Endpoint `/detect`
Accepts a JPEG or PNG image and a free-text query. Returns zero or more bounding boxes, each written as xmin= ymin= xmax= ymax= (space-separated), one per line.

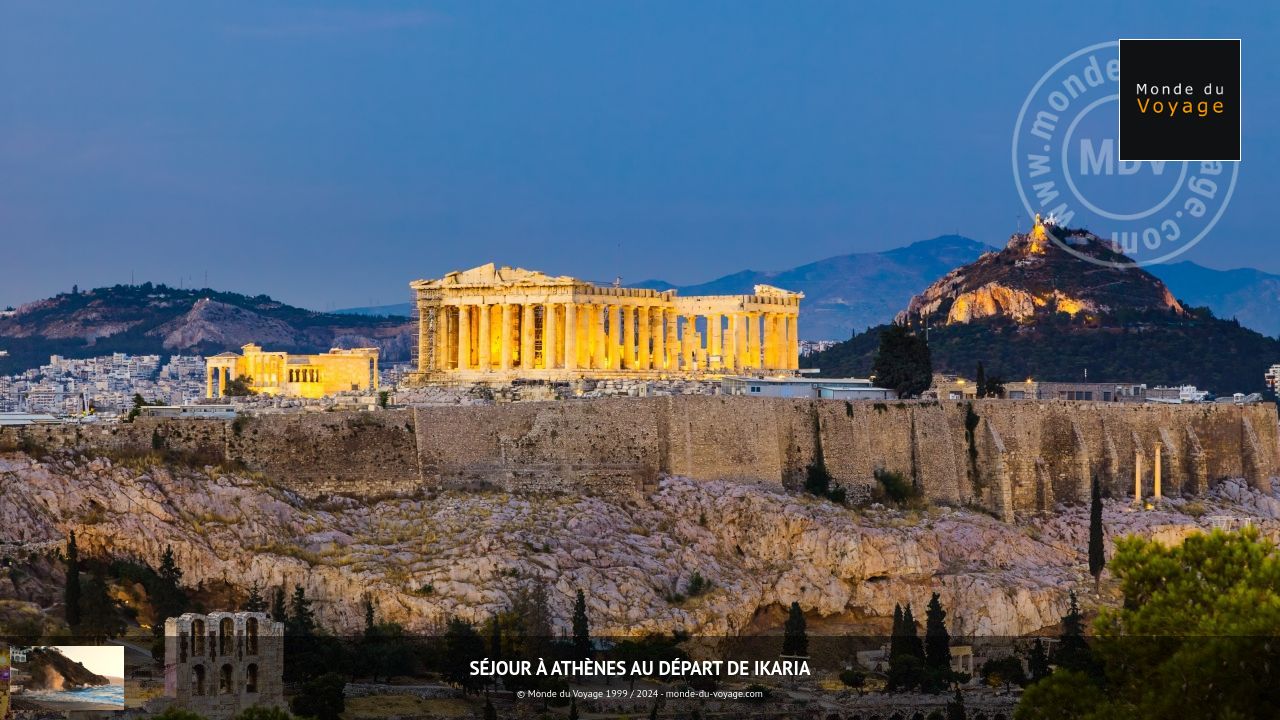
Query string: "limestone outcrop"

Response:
xmin=3 ymin=452 xmax=1277 ymax=640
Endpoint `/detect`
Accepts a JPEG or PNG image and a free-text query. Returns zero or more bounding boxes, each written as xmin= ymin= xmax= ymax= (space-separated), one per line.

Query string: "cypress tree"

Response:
xmin=902 ymin=603 xmax=924 ymax=660
xmin=923 ymin=593 xmax=952 ymax=692
xmin=572 ymin=589 xmax=592 ymax=660
xmin=782 ymin=601 xmax=808 ymax=657
xmin=568 ymin=697 xmax=579 ymax=720
xmin=889 ymin=603 xmax=904 ymax=659
xmin=975 ymin=362 xmax=987 ymax=398
xmin=1089 ymin=477 xmax=1105 ymax=591
xmin=65 ymin=530 xmax=81 ymax=629
xmin=483 ymin=697 xmax=497 ymax=720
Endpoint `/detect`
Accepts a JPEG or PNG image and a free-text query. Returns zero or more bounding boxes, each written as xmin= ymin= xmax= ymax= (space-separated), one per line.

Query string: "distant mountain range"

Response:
xmin=0 ymin=284 xmax=414 ymax=375
xmin=337 ymin=237 xmax=1280 ymax=341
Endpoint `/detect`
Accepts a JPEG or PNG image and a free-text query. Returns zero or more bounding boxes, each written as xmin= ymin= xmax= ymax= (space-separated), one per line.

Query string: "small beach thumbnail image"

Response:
xmin=10 ymin=646 xmax=124 ymax=712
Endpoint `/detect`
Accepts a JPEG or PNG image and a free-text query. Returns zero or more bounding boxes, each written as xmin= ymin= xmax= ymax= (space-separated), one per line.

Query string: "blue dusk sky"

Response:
xmin=2 ymin=1 xmax=1277 ymax=310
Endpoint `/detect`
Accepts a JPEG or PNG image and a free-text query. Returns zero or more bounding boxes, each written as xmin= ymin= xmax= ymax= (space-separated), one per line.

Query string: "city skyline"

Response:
xmin=3 ymin=1 xmax=1278 ymax=312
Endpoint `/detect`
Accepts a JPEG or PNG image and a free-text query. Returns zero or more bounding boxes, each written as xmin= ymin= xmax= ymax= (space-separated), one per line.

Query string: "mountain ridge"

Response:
xmin=336 ymin=237 xmax=1280 ymax=340
xmin=0 ymin=283 xmax=414 ymax=375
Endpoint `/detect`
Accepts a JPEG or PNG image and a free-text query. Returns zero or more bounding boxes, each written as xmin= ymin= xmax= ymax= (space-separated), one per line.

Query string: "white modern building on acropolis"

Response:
xmin=407 ymin=263 xmax=802 ymax=383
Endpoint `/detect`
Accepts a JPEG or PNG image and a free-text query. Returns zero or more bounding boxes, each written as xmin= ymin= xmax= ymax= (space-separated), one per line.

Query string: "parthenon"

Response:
xmin=407 ymin=263 xmax=802 ymax=383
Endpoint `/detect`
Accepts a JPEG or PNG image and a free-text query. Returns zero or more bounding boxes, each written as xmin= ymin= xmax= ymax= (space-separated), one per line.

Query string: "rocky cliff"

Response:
xmin=3 ymin=451 xmax=1278 ymax=640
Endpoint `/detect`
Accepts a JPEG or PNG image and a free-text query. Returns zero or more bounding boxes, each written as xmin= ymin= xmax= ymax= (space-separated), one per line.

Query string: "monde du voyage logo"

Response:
xmin=1012 ymin=40 xmax=1241 ymax=268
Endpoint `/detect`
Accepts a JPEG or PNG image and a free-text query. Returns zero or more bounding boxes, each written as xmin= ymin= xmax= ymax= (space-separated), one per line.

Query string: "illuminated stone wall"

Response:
xmin=5 ymin=398 xmax=1277 ymax=519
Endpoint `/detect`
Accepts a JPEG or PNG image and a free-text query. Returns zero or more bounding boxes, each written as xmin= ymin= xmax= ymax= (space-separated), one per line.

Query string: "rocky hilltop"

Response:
xmin=809 ymin=223 xmax=1280 ymax=393
xmin=897 ymin=221 xmax=1183 ymax=326
xmin=0 ymin=283 xmax=414 ymax=374
xmin=3 ymin=451 xmax=1278 ymax=640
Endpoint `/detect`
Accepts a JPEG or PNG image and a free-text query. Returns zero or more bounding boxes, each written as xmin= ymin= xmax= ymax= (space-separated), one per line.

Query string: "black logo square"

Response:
xmin=1119 ymin=39 xmax=1240 ymax=161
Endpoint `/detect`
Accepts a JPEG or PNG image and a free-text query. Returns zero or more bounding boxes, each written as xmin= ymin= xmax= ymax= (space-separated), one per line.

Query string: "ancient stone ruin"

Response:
xmin=162 ymin=611 xmax=284 ymax=719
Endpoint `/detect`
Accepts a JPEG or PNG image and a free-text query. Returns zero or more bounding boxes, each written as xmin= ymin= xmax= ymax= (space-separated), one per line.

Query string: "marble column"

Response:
xmin=746 ymin=312 xmax=760 ymax=369
xmin=622 ymin=306 xmax=636 ymax=369
xmin=436 ymin=308 xmax=451 ymax=371
xmin=564 ymin=303 xmax=578 ymax=370
xmin=637 ymin=306 xmax=650 ymax=370
xmin=666 ymin=310 xmax=680 ymax=370
xmin=708 ymin=314 xmax=722 ymax=370
xmin=417 ymin=301 xmax=431 ymax=372
xmin=543 ymin=304 xmax=558 ymax=369
xmin=762 ymin=313 xmax=776 ymax=369
xmin=206 ymin=367 xmax=214 ymax=398
xmin=499 ymin=304 xmax=514 ymax=370
xmin=457 ymin=305 xmax=472 ymax=370
xmin=651 ymin=308 xmax=665 ymax=370
xmin=732 ymin=312 xmax=742 ymax=368
xmin=786 ymin=313 xmax=799 ymax=369
xmin=520 ymin=304 xmax=536 ymax=369
xmin=477 ymin=304 xmax=492 ymax=370
xmin=592 ymin=304 xmax=608 ymax=369
xmin=680 ymin=315 xmax=695 ymax=371
xmin=607 ymin=304 xmax=622 ymax=370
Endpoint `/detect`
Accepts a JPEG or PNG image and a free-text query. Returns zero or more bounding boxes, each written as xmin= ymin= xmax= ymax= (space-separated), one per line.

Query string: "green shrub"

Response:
xmin=874 ymin=468 xmax=919 ymax=505
xmin=839 ymin=669 xmax=866 ymax=688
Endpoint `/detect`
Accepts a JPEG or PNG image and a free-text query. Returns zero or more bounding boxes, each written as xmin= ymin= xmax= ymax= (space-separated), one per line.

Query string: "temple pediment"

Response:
xmin=754 ymin=284 xmax=805 ymax=299
xmin=418 ymin=263 xmax=579 ymax=289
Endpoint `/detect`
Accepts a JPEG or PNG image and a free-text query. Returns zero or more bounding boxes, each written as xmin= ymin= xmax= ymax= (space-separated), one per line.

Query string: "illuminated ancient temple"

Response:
xmin=205 ymin=343 xmax=379 ymax=399
xmin=407 ymin=263 xmax=802 ymax=383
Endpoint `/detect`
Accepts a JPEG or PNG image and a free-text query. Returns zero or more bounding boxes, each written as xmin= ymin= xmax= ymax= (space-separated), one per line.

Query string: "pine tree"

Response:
xmin=243 ymin=581 xmax=267 ymax=612
xmin=65 ymin=530 xmax=81 ymax=629
xmin=289 ymin=585 xmax=316 ymax=636
xmin=1054 ymin=591 xmax=1095 ymax=676
xmin=81 ymin=568 xmax=124 ymax=640
xmin=152 ymin=544 xmax=187 ymax=626
xmin=872 ymin=324 xmax=933 ymax=398
xmin=571 ymin=589 xmax=592 ymax=660
xmin=1027 ymin=639 xmax=1051 ymax=683
xmin=782 ymin=601 xmax=808 ymax=657
xmin=923 ymin=593 xmax=952 ymax=692
xmin=1088 ymin=477 xmax=1106 ymax=591
xmin=271 ymin=586 xmax=287 ymax=621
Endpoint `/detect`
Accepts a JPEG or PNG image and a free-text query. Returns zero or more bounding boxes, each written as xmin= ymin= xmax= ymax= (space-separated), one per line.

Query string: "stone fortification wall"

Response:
xmin=3 ymin=398 xmax=1276 ymax=519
